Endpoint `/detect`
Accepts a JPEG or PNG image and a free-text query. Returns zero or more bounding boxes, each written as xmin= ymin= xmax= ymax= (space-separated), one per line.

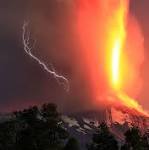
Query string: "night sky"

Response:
xmin=0 ymin=0 xmax=149 ymax=112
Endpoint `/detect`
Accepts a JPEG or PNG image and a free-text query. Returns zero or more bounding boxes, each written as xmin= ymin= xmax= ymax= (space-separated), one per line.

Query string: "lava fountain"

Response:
xmin=77 ymin=0 xmax=148 ymax=117
xmin=106 ymin=0 xmax=148 ymax=116
xmin=109 ymin=0 xmax=127 ymax=89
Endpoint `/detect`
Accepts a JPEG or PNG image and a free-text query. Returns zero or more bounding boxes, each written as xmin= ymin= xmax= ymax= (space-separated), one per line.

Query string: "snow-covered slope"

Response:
xmin=62 ymin=107 xmax=149 ymax=149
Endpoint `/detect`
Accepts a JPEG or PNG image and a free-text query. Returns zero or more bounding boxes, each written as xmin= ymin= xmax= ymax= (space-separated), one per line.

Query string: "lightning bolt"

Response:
xmin=22 ymin=21 xmax=69 ymax=91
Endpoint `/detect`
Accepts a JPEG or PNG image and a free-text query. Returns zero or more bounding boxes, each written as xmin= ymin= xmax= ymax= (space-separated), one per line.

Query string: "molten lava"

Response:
xmin=108 ymin=0 xmax=148 ymax=117
xmin=112 ymin=39 xmax=122 ymax=88
xmin=110 ymin=0 xmax=127 ymax=89
xmin=77 ymin=0 xmax=148 ymax=117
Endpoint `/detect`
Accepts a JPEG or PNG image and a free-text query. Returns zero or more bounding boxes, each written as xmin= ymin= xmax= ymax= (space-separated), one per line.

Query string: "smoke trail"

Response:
xmin=22 ymin=21 xmax=69 ymax=91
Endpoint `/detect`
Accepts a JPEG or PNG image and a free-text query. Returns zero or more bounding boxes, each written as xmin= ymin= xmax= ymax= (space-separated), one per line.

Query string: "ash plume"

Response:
xmin=25 ymin=0 xmax=146 ymax=114
xmin=0 ymin=0 xmax=146 ymax=114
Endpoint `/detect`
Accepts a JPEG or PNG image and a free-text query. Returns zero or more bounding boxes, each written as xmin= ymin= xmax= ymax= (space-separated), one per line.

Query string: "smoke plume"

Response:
xmin=28 ymin=0 xmax=145 ymax=113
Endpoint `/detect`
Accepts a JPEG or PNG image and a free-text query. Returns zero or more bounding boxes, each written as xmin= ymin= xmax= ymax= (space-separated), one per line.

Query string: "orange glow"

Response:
xmin=117 ymin=92 xmax=149 ymax=116
xmin=76 ymin=0 xmax=148 ymax=117
xmin=112 ymin=38 xmax=123 ymax=89
xmin=109 ymin=0 xmax=127 ymax=90
xmin=109 ymin=0 xmax=149 ymax=116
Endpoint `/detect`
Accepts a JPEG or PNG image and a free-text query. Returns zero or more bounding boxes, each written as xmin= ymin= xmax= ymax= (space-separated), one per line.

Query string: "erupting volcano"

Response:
xmin=106 ymin=0 xmax=148 ymax=117
xmin=77 ymin=0 xmax=149 ymax=118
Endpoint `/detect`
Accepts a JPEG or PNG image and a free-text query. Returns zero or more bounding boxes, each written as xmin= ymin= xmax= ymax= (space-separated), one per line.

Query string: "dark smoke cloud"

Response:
xmin=0 ymin=0 xmax=149 ymax=112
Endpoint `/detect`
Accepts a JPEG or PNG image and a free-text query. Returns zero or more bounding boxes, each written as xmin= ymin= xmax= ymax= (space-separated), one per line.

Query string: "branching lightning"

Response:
xmin=22 ymin=21 xmax=69 ymax=91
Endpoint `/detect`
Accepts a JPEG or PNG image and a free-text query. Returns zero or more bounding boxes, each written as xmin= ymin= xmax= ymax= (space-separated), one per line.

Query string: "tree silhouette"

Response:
xmin=14 ymin=106 xmax=42 ymax=150
xmin=142 ymin=130 xmax=149 ymax=150
xmin=0 ymin=120 xmax=16 ymax=150
xmin=13 ymin=103 xmax=68 ymax=150
xmin=121 ymin=127 xmax=149 ymax=150
xmin=87 ymin=123 xmax=118 ymax=150
xmin=40 ymin=103 xmax=69 ymax=149
xmin=64 ymin=137 xmax=80 ymax=150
